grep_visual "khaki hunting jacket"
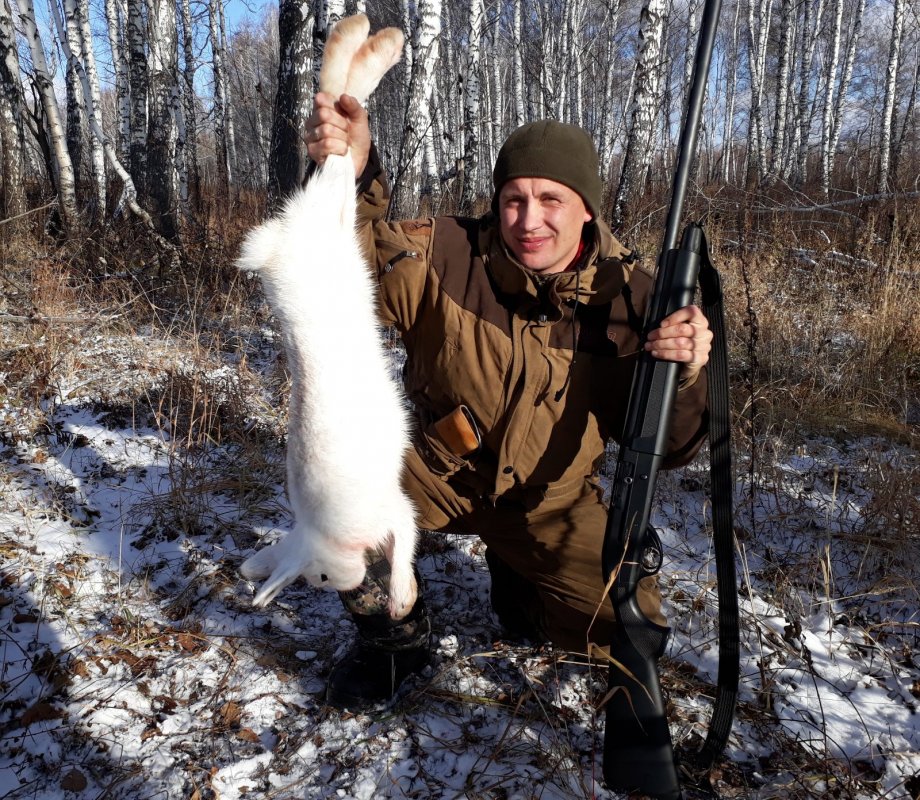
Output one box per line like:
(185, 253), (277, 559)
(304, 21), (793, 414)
(355, 154), (709, 505)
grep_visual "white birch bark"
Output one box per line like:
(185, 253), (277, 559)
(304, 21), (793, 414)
(393, 0), (442, 219)
(16, 0), (79, 228)
(745, 0), (771, 183)
(147, 0), (179, 238)
(720, 0), (740, 184)
(62, 2), (85, 187)
(767, 0), (794, 182)
(488, 12), (502, 172)
(612, 0), (665, 227)
(459, 0), (483, 214)
(791, 0), (825, 186)
(103, 0), (130, 161)
(512, 0), (524, 126)
(217, 0), (237, 177)
(74, 0), (106, 210)
(877, 0), (904, 191)
(598, 0), (623, 178)
(179, 0), (199, 206)
(824, 0), (864, 196)
(126, 0), (147, 196)
(0, 0), (25, 217)
(209, 0), (231, 191)
(565, 0), (586, 126)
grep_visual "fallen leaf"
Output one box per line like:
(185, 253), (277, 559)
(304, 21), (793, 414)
(21, 702), (64, 727)
(237, 728), (260, 743)
(218, 701), (242, 727)
(60, 768), (87, 791)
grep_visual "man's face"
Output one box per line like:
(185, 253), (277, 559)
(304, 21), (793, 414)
(498, 177), (592, 275)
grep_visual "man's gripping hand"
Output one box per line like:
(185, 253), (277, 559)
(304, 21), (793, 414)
(305, 92), (371, 175)
(644, 304), (712, 382)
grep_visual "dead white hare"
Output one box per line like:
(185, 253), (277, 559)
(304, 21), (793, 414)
(235, 16), (418, 619)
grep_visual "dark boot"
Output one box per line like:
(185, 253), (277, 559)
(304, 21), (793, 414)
(485, 548), (548, 644)
(326, 556), (431, 710)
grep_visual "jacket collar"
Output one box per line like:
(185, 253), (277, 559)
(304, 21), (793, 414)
(478, 214), (634, 308)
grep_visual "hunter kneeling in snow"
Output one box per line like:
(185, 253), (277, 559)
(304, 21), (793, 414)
(307, 98), (713, 709)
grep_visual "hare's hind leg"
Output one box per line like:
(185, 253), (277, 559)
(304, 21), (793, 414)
(319, 14), (370, 97)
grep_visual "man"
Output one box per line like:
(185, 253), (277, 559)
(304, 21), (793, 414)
(305, 93), (713, 709)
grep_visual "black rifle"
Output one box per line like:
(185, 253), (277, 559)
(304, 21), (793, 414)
(601, 0), (735, 797)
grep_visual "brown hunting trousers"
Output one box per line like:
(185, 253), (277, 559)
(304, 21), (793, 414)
(401, 447), (665, 653)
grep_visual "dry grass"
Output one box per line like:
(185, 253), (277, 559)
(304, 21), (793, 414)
(2, 193), (919, 798)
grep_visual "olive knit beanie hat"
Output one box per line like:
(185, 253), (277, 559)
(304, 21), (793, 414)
(492, 120), (602, 219)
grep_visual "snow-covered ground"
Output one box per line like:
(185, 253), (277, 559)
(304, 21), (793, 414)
(1, 329), (918, 799)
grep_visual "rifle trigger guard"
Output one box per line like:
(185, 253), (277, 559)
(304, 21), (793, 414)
(641, 525), (664, 576)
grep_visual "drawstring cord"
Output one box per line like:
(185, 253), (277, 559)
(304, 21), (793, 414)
(554, 264), (582, 402)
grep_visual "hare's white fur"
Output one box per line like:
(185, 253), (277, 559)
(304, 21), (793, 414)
(237, 17), (416, 618)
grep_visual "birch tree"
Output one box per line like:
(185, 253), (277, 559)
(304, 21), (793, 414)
(16, 0), (79, 229)
(209, 0), (232, 192)
(766, 0), (794, 182)
(103, 0), (130, 161)
(822, 0), (864, 196)
(612, 0), (665, 228)
(147, 0), (180, 239)
(877, 0), (904, 191)
(127, 0), (148, 198)
(0, 0), (25, 217)
(269, 0), (313, 204)
(511, 0), (524, 127)
(392, 0), (442, 219)
(720, 0), (740, 184)
(746, 0), (771, 183)
(791, 0), (825, 187)
(73, 0), (107, 211)
(458, 0), (484, 214)
(179, 0), (200, 207)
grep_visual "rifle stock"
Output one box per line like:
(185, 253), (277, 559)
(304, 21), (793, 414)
(601, 227), (704, 800)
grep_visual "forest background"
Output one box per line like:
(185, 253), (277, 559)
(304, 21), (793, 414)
(1, 0), (919, 797)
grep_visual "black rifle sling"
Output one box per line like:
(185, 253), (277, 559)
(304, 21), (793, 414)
(694, 227), (739, 767)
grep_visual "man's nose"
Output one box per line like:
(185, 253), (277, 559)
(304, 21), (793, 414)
(519, 199), (541, 230)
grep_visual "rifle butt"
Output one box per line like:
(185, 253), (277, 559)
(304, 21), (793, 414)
(602, 622), (682, 799)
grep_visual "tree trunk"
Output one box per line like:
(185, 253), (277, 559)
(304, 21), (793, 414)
(392, 0), (442, 219)
(877, 0), (904, 192)
(767, 0), (794, 183)
(147, 0), (179, 239)
(269, 0), (314, 206)
(0, 0), (25, 218)
(458, 0), (483, 215)
(16, 0), (79, 230)
(824, 0), (864, 196)
(73, 0), (107, 213)
(209, 0), (232, 194)
(179, 0), (200, 209)
(612, 0), (665, 228)
(103, 0), (130, 163)
(512, 0), (524, 127)
(598, 0), (623, 180)
(745, 0), (770, 184)
(720, 0), (740, 184)
(791, 0), (825, 187)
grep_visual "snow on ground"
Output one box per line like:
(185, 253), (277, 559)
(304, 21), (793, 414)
(1, 332), (918, 799)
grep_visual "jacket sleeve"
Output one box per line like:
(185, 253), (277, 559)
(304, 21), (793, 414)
(662, 368), (709, 469)
(354, 144), (434, 333)
(614, 264), (710, 470)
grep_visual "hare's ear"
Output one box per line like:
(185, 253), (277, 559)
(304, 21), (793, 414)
(344, 27), (404, 107)
(318, 14), (370, 97)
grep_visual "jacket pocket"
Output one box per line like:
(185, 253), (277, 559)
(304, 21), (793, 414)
(418, 405), (481, 479)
